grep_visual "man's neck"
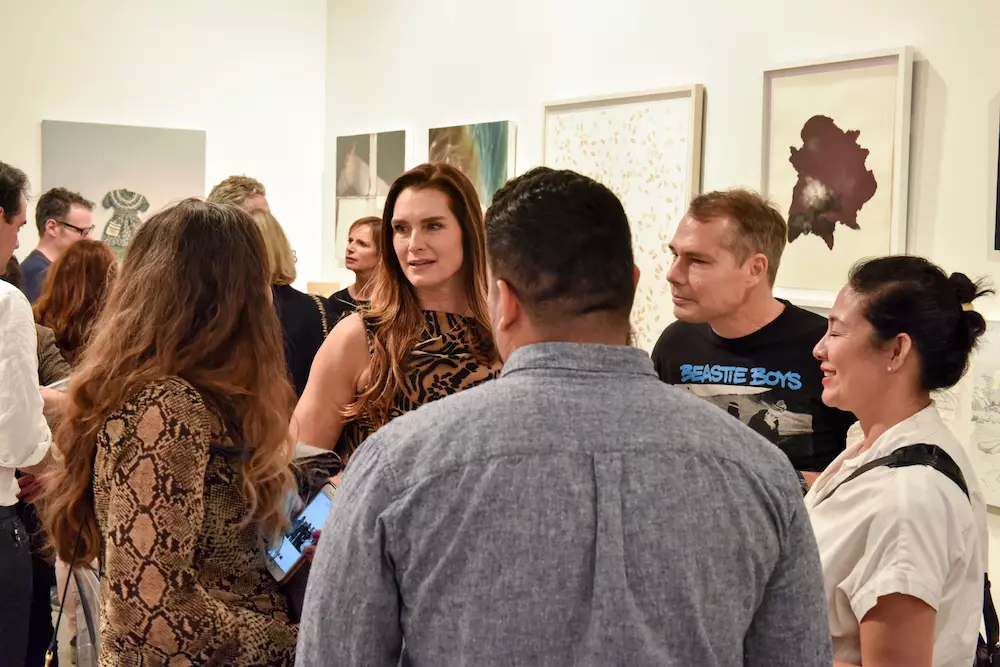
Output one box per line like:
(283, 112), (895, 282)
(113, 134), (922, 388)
(513, 316), (632, 351)
(709, 291), (786, 339)
(35, 240), (60, 263)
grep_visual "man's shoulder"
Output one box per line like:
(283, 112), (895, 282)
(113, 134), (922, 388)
(368, 371), (795, 494)
(20, 249), (49, 272)
(656, 319), (708, 342)
(652, 319), (710, 357)
(778, 301), (827, 336)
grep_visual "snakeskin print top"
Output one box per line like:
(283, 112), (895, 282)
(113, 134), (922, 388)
(93, 377), (297, 666)
(337, 310), (502, 455)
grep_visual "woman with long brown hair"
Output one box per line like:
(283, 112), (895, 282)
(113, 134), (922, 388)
(33, 238), (116, 363)
(293, 163), (501, 480)
(38, 199), (299, 665)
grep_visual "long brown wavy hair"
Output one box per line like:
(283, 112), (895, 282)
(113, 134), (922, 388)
(39, 199), (297, 567)
(343, 163), (498, 430)
(33, 239), (117, 362)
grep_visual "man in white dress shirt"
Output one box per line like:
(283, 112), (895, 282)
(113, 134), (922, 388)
(0, 160), (52, 667)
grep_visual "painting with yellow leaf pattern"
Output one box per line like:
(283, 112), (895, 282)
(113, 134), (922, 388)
(542, 86), (705, 350)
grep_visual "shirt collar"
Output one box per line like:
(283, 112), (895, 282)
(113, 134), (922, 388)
(845, 403), (947, 457)
(501, 342), (656, 378)
(807, 403), (952, 505)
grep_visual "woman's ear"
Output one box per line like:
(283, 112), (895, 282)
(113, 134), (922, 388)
(889, 332), (914, 368)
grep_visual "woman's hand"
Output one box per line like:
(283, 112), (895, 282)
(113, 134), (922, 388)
(17, 474), (45, 504)
(301, 474), (341, 563)
(302, 530), (322, 563)
(40, 386), (69, 421)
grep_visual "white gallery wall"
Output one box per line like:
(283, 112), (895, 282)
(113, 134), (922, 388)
(2, 0), (328, 284)
(325, 0), (1000, 566)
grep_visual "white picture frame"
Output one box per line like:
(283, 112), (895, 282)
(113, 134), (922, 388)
(762, 48), (914, 308)
(542, 85), (704, 350)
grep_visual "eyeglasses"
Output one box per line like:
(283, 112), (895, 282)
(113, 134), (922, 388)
(54, 219), (95, 237)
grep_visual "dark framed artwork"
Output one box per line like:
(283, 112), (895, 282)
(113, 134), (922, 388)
(995, 129), (1000, 251)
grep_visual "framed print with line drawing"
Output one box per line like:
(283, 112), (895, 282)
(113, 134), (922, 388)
(762, 48), (913, 307)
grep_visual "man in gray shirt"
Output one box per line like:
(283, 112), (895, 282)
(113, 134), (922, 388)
(297, 168), (832, 667)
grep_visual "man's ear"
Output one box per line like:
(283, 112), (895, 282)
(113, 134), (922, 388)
(747, 253), (769, 285)
(632, 264), (641, 289)
(495, 277), (521, 333)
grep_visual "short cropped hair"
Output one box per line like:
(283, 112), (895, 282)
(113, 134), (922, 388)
(208, 175), (267, 208)
(0, 160), (29, 222)
(688, 189), (787, 285)
(251, 210), (297, 285)
(485, 167), (634, 323)
(348, 215), (381, 254)
(35, 188), (94, 236)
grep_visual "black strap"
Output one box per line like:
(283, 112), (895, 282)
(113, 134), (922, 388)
(46, 525), (84, 666)
(823, 444), (969, 501)
(986, 576), (1000, 659)
(822, 443), (998, 657)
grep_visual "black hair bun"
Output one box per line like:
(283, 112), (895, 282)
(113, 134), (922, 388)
(948, 272), (980, 305)
(948, 272), (990, 341)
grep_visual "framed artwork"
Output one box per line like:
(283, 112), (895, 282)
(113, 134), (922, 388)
(969, 322), (1000, 507)
(762, 48), (914, 307)
(333, 131), (404, 261)
(543, 85), (705, 351)
(41, 120), (206, 259)
(995, 127), (1000, 251)
(428, 121), (516, 207)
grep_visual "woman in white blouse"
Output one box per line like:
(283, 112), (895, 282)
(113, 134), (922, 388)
(807, 255), (990, 667)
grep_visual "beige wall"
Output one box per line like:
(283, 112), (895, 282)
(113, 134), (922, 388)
(325, 0), (1000, 572)
(3, 0), (328, 285)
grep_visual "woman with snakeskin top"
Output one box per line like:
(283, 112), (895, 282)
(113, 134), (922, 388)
(292, 163), (502, 490)
(38, 200), (300, 666)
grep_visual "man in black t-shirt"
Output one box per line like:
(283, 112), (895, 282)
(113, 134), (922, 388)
(651, 189), (854, 483)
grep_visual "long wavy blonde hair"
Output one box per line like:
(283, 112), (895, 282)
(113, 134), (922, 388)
(39, 199), (296, 566)
(342, 163), (498, 432)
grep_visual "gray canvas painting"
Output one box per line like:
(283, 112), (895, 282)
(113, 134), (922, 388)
(41, 120), (206, 255)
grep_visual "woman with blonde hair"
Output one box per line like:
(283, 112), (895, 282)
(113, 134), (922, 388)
(33, 238), (116, 363)
(252, 209), (333, 397)
(293, 163), (501, 482)
(39, 199), (299, 666)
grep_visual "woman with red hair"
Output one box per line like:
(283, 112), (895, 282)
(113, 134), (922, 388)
(33, 239), (116, 363)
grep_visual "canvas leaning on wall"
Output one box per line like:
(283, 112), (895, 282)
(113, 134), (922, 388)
(333, 130), (405, 260)
(761, 49), (914, 307)
(428, 121), (516, 207)
(41, 120), (206, 258)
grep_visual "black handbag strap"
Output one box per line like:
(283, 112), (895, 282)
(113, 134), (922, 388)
(823, 443), (969, 501)
(822, 443), (998, 656)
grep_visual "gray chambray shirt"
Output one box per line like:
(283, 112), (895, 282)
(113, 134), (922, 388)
(297, 342), (832, 667)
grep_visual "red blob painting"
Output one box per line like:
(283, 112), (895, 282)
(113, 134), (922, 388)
(786, 115), (878, 250)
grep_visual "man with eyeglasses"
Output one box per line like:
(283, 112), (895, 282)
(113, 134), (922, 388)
(20, 187), (94, 303)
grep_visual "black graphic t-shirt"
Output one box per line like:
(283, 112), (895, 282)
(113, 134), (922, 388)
(651, 300), (855, 472)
